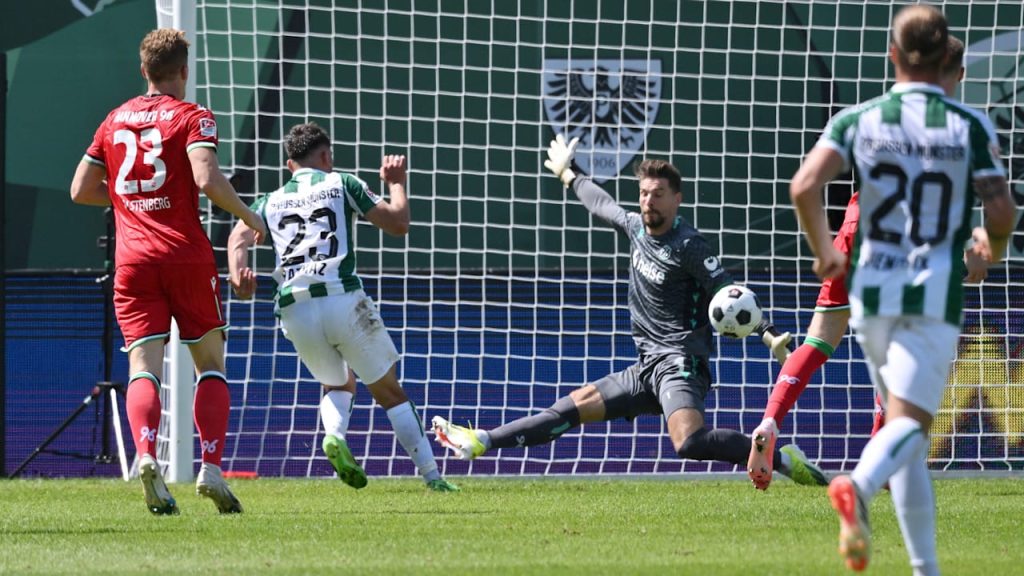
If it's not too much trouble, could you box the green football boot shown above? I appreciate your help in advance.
[323,434,368,489]
[426,477,461,492]
[780,444,829,486]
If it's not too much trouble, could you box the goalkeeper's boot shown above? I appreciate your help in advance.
[323,434,367,490]
[747,418,779,490]
[426,477,461,492]
[779,444,829,486]
[139,454,178,516]
[829,475,871,572]
[196,463,243,514]
[431,416,487,461]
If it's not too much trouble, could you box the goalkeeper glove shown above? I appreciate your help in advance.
[544,133,580,186]
[756,320,793,365]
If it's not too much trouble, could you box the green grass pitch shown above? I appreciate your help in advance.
[1,477,1020,575]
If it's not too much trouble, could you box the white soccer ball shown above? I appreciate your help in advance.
[708,284,762,338]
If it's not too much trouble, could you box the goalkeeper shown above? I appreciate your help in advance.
[432,139,825,486]
[227,122,458,492]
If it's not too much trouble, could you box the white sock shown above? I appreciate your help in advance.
[852,416,926,500]
[386,402,439,478]
[320,390,354,438]
[891,445,939,576]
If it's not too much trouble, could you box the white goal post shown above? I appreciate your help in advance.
[154,0,1023,479]
[155,0,197,483]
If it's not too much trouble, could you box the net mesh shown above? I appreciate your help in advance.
[159,0,1024,476]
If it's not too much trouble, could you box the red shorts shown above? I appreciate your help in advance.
[114,262,227,351]
[815,193,859,310]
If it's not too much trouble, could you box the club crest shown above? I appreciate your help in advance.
[543,59,662,183]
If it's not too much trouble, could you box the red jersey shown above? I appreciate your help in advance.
[84,94,219,266]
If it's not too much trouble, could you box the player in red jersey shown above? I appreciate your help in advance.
[746,34,992,490]
[70,29,267,515]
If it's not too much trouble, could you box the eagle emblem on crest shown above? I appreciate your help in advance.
[543,59,662,183]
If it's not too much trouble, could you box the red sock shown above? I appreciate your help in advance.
[763,340,832,426]
[193,373,230,466]
[870,393,886,436]
[126,374,162,458]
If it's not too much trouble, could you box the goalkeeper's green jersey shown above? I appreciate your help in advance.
[252,167,381,309]
[816,82,1005,326]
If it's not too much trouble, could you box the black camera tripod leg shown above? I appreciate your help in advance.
[9,388,102,478]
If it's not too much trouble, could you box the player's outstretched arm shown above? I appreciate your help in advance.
[543,134,628,228]
[69,161,111,207]
[365,154,410,236]
[544,133,580,187]
[189,147,267,242]
[227,220,258,300]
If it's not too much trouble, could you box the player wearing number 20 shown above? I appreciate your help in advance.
[70,29,268,515]
[227,123,458,492]
[791,6,1017,573]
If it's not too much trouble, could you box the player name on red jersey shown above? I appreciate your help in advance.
[113,110,176,124]
[121,196,172,212]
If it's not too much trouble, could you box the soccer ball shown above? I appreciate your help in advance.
[708,285,762,338]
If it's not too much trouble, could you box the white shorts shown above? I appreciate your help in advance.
[279,290,400,385]
[849,315,960,416]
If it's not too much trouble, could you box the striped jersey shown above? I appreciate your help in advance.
[252,168,381,309]
[816,82,1005,326]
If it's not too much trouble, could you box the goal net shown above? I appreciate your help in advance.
[165,0,1022,477]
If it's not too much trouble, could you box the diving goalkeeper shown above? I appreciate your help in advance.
[432,136,826,485]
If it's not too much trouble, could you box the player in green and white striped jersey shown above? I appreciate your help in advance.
[228,123,458,492]
[790,6,1017,575]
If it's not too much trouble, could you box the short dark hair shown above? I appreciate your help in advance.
[633,159,681,193]
[285,122,331,162]
[942,34,965,75]
[891,4,949,73]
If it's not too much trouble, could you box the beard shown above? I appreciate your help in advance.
[642,210,665,229]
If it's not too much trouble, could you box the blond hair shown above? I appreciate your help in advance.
[140,28,189,83]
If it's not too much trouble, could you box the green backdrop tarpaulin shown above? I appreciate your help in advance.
[4,0,154,270]
[4,1,1022,271]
